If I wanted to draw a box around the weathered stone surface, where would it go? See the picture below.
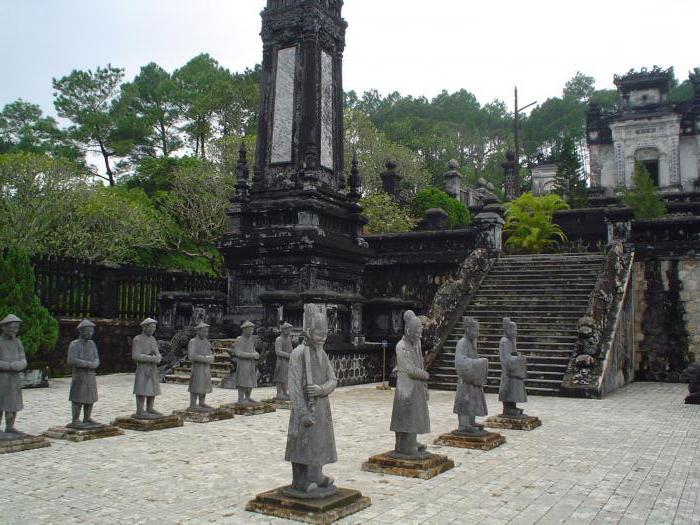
[246,486,370,525]
[111,413,183,431]
[361,451,454,480]
[172,407,234,423]
[0,433,50,454]
[43,424,123,442]
[433,430,505,451]
[484,415,542,431]
[220,402,275,416]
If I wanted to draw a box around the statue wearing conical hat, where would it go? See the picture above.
[229,321,259,405]
[273,322,293,401]
[0,314,26,434]
[188,322,215,410]
[284,311,338,497]
[67,319,102,428]
[132,318,163,419]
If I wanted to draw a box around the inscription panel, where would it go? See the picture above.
[271,46,296,164]
[320,50,334,170]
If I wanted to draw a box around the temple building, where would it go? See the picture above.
[587,67,700,195]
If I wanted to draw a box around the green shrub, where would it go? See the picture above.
[411,187,471,229]
[360,192,416,234]
[622,162,667,219]
[0,245,58,355]
[504,192,569,254]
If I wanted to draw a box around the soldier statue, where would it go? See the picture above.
[188,321,215,411]
[273,322,293,401]
[285,311,338,497]
[390,314,430,458]
[67,319,101,428]
[132,318,163,419]
[231,320,259,405]
[0,314,26,434]
[498,317,528,419]
[453,317,488,435]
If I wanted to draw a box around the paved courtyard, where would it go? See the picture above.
[2,375,699,524]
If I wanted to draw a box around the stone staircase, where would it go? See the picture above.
[428,253,605,396]
[164,339,235,387]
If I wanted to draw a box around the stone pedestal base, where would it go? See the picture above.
[43,424,124,442]
[0,433,50,454]
[246,486,371,525]
[262,398,292,410]
[173,407,234,423]
[484,415,542,431]
[361,451,454,479]
[434,430,506,450]
[220,402,276,416]
[111,414,183,431]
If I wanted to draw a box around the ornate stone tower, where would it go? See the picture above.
[220,0,368,345]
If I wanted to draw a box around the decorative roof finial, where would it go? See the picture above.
[348,150,361,202]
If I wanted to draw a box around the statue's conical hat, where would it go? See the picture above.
[0,314,22,324]
[77,319,96,329]
[241,320,255,328]
[195,321,210,329]
[140,317,158,326]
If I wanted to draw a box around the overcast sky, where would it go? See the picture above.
[2,0,699,118]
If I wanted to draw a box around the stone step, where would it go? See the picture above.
[446,334,577,344]
[429,382,561,396]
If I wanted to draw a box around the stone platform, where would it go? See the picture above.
[221,402,276,416]
[434,430,506,450]
[246,486,371,525]
[0,433,50,454]
[262,398,291,410]
[361,451,454,480]
[484,414,542,431]
[111,413,183,431]
[43,424,123,442]
[172,407,234,423]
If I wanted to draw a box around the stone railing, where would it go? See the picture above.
[561,242,635,397]
[421,248,496,368]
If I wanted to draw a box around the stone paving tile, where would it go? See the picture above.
[0,376,698,524]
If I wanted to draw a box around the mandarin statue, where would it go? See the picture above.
[132,318,163,419]
[188,322,215,411]
[274,322,293,401]
[498,317,528,418]
[231,321,259,405]
[67,319,102,428]
[453,317,489,435]
[285,311,338,497]
[0,314,26,434]
[390,314,431,459]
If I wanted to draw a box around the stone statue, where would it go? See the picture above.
[188,322,214,411]
[274,322,293,401]
[0,314,26,434]
[67,319,101,428]
[498,317,528,418]
[285,311,338,497]
[132,318,163,419]
[231,320,259,405]
[390,314,430,458]
[454,317,489,435]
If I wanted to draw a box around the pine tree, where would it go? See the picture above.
[0,246,58,355]
[623,162,667,219]
[552,135,587,208]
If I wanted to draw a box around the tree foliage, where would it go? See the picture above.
[552,134,587,207]
[411,187,471,229]
[504,193,569,253]
[360,192,416,234]
[623,162,667,219]
[0,246,58,355]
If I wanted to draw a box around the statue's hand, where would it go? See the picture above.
[305,384,323,397]
[253,352,260,359]
[302,414,315,427]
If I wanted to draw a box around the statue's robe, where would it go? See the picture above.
[498,336,528,403]
[390,336,430,435]
[67,338,99,404]
[285,343,337,466]
[188,337,214,395]
[231,335,258,388]
[453,337,488,416]
[132,334,161,397]
[273,335,292,384]
[0,336,25,412]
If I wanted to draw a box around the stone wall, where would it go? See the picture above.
[678,260,700,364]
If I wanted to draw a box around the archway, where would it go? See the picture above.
[634,147,660,186]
